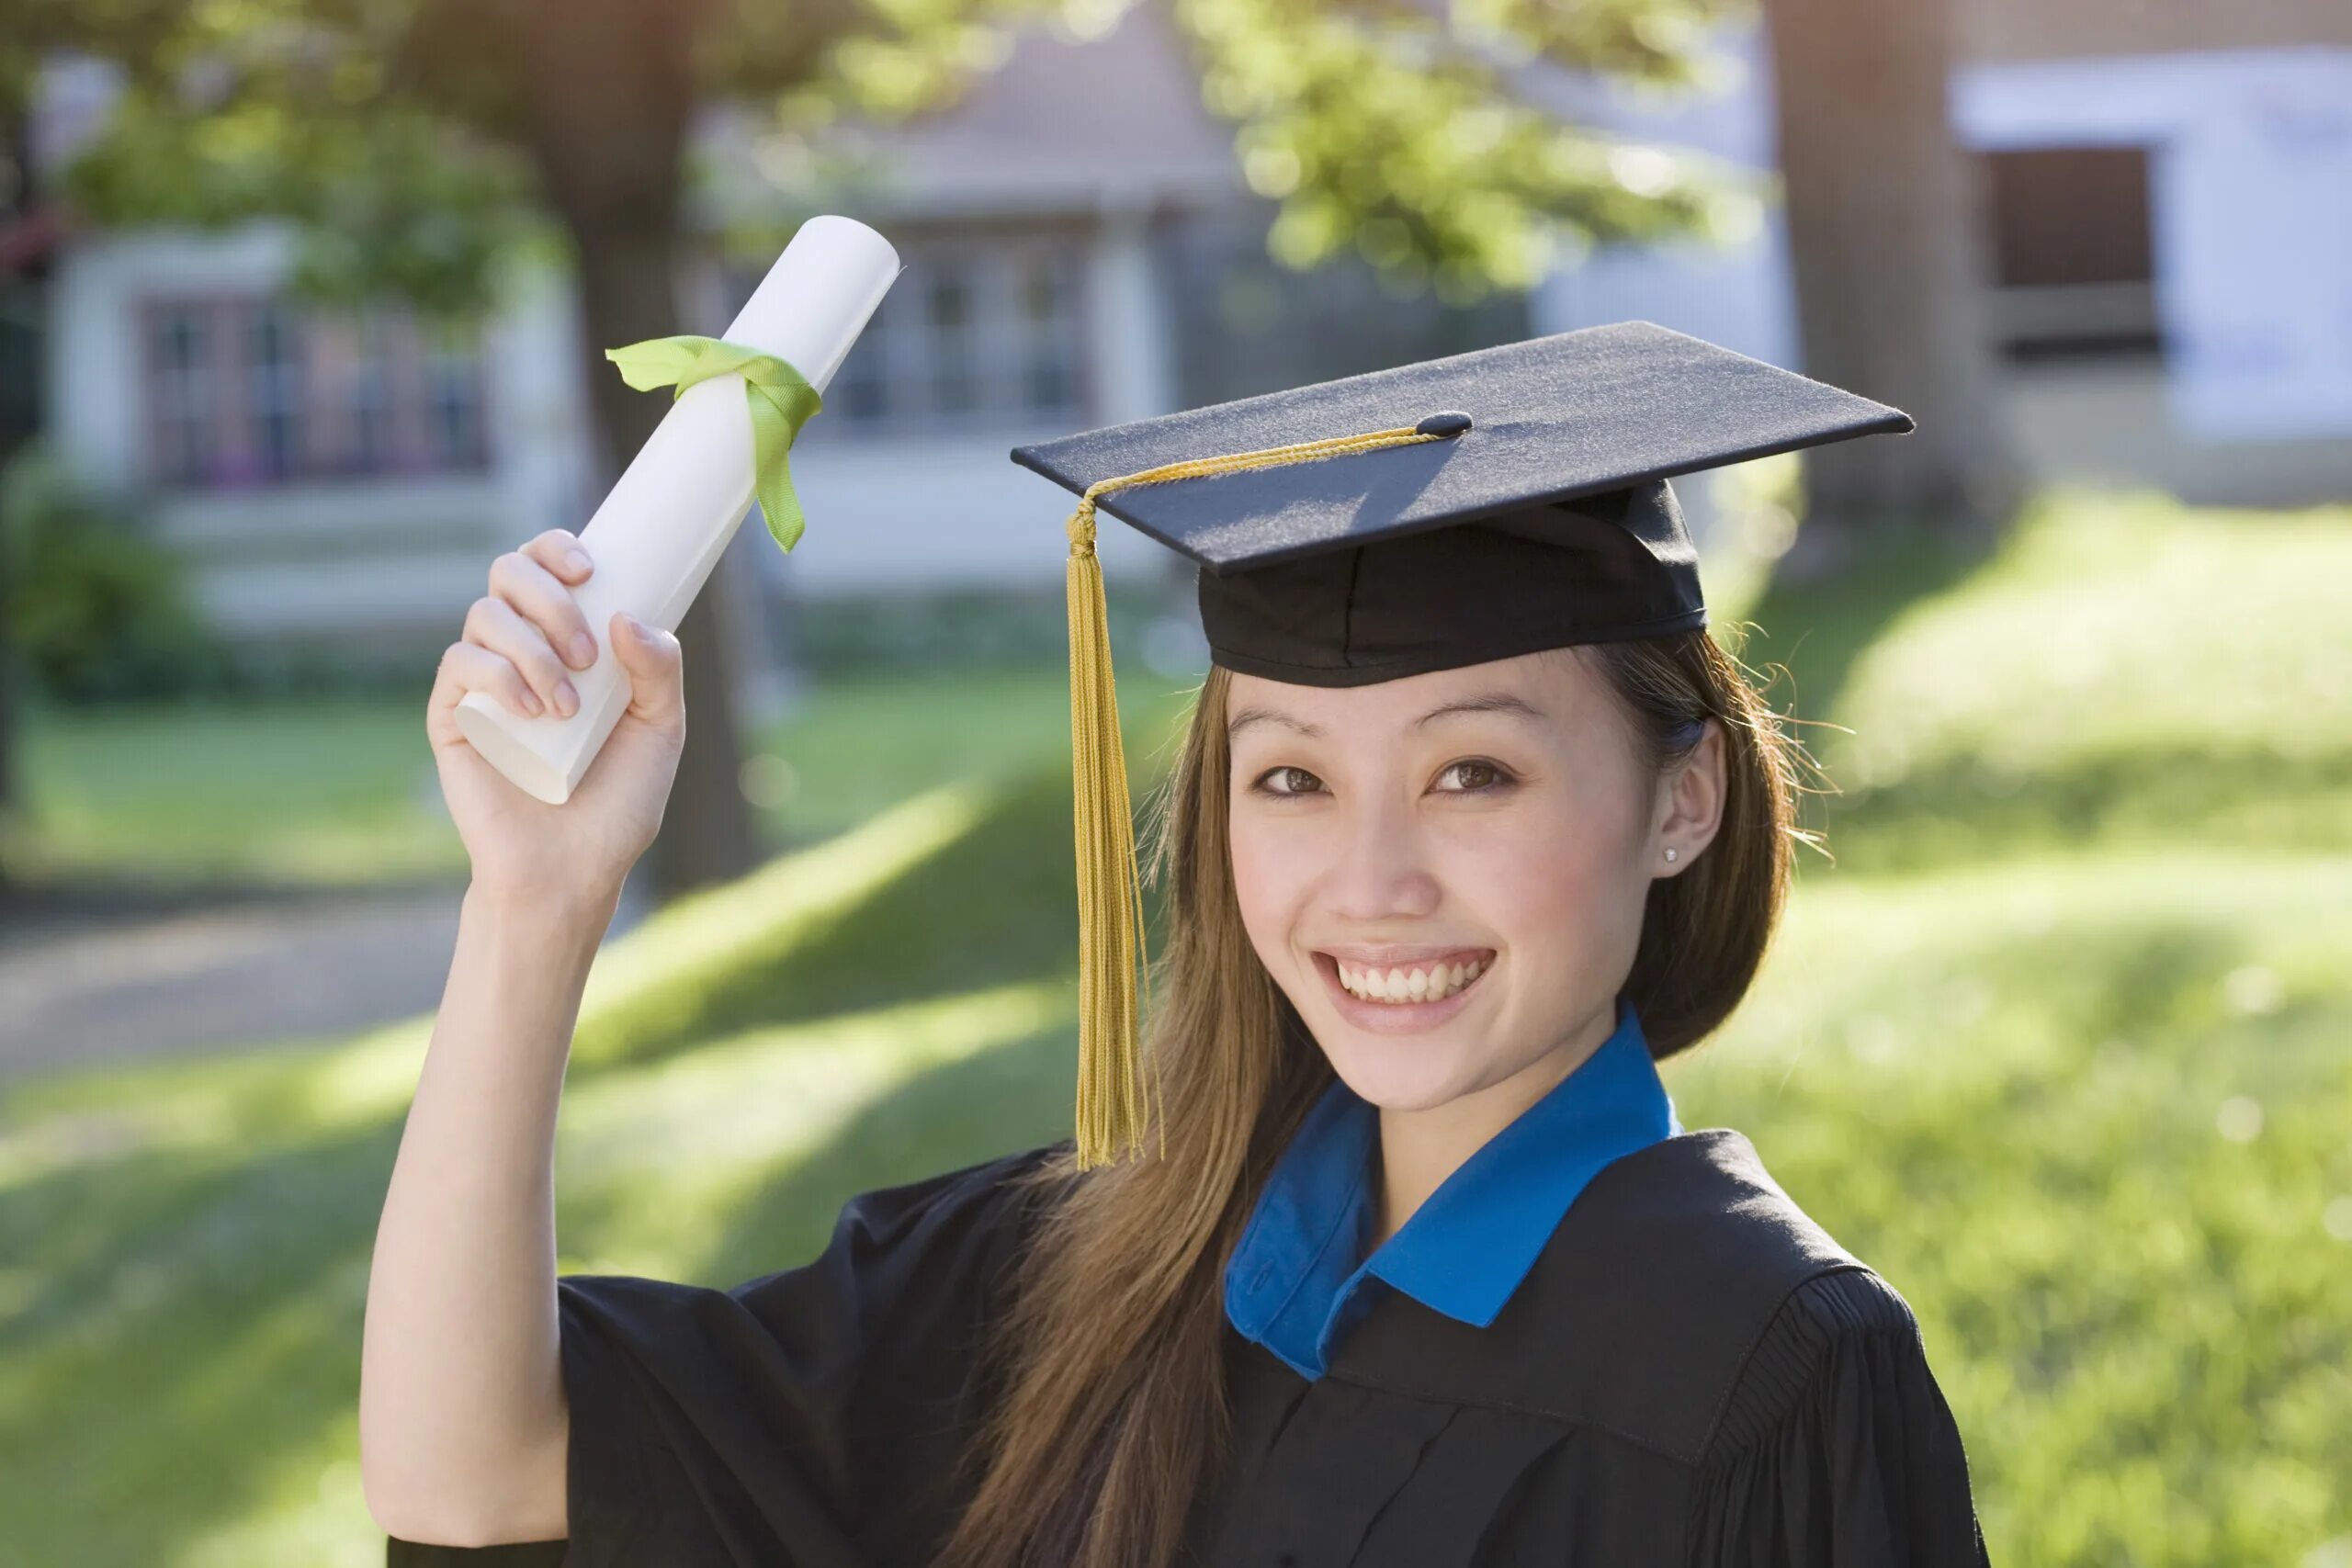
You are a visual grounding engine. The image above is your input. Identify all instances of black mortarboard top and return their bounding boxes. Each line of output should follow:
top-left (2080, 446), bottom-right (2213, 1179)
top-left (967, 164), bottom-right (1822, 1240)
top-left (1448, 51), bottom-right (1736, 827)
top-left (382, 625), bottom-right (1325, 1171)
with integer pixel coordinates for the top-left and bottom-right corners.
top-left (1010, 321), bottom-right (1914, 1169)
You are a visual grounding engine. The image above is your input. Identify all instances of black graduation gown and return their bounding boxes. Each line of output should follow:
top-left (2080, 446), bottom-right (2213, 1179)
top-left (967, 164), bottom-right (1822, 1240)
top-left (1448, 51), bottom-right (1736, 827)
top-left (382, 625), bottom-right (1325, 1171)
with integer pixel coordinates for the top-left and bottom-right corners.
top-left (385, 1129), bottom-right (1990, 1566)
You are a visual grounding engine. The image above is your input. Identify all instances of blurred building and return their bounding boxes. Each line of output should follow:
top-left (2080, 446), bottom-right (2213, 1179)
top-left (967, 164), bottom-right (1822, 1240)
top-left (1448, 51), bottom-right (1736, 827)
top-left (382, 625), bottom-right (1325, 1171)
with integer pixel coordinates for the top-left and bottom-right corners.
top-left (28, 13), bottom-right (1527, 666)
top-left (1540, 4), bottom-right (2352, 511)
top-left (25, 0), bottom-right (2352, 660)
top-left (1951, 13), bottom-right (2352, 505)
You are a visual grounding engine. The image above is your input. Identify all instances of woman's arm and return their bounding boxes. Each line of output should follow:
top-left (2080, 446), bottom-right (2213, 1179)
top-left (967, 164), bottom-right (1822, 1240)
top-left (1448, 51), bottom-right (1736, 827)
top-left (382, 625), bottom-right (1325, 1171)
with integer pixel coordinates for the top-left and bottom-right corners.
top-left (361, 527), bottom-right (687, 1545)
top-left (360, 881), bottom-right (610, 1544)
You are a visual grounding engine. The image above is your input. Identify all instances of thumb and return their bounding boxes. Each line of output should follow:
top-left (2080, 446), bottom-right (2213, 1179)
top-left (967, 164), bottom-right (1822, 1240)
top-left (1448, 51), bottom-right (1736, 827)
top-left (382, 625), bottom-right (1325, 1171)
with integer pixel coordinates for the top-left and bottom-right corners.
top-left (607, 611), bottom-right (685, 733)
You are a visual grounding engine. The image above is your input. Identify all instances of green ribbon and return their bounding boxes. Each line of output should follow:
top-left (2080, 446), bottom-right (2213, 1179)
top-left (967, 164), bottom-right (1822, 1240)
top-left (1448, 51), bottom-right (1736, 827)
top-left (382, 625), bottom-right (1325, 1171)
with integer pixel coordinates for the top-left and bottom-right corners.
top-left (604, 334), bottom-right (825, 552)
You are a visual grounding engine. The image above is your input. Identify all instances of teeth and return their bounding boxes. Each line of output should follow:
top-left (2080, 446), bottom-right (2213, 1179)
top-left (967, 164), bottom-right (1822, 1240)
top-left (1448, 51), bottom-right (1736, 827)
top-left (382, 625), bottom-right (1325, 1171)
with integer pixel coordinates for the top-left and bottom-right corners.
top-left (1335, 957), bottom-right (1486, 1004)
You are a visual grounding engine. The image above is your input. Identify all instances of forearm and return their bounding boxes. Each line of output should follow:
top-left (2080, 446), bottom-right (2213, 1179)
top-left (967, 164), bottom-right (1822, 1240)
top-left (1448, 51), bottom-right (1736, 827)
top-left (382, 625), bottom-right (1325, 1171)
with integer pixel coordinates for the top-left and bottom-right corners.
top-left (359, 878), bottom-right (616, 1539)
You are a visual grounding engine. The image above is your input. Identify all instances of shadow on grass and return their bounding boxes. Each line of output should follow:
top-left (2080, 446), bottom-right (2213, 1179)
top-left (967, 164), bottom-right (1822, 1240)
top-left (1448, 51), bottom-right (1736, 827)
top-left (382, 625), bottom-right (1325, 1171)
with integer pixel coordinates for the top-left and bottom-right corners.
top-left (0, 747), bottom-right (1155, 1561)
top-left (692, 1027), bottom-right (1077, 1289)
top-left (1735, 522), bottom-right (1997, 758)
top-left (1810, 744), bottom-right (2352, 875)
top-left (569, 757), bottom-right (1178, 1076)
top-left (0, 1117), bottom-right (401, 1564)
top-left (0, 1038), bottom-right (1084, 1560)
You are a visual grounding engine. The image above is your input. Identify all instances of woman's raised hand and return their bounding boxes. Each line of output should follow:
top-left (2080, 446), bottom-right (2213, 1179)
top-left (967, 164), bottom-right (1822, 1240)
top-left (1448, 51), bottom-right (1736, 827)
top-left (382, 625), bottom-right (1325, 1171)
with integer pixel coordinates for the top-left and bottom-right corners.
top-left (425, 527), bottom-right (687, 908)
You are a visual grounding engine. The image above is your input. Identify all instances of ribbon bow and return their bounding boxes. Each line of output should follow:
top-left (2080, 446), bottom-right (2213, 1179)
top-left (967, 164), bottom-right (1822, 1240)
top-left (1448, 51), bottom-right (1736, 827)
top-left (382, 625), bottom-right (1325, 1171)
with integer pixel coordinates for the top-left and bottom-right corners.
top-left (604, 335), bottom-right (824, 552)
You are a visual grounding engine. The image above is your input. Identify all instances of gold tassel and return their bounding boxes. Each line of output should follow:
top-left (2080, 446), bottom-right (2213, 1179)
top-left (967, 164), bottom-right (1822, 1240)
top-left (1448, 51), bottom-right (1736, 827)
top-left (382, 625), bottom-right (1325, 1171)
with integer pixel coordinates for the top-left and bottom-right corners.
top-left (1066, 495), bottom-right (1161, 1170)
top-left (1058, 423), bottom-right (1452, 1170)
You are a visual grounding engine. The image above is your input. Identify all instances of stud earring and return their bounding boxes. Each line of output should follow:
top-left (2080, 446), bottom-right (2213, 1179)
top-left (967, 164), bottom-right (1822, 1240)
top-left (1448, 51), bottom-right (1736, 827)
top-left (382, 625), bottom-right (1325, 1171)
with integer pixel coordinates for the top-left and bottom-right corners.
top-left (1663, 847), bottom-right (1679, 863)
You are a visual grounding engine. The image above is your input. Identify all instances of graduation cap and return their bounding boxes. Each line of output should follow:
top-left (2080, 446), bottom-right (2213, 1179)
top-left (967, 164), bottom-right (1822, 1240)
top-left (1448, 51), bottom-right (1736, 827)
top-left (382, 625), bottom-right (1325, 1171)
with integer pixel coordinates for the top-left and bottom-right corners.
top-left (1010, 320), bottom-right (1913, 1168)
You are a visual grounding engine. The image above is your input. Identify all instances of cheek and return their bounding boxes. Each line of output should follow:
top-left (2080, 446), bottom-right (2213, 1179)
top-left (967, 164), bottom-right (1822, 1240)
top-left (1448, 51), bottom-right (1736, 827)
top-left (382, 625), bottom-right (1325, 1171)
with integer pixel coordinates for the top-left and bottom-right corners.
top-left (1489, 784), bottom-right (1657, 975)
top-left (1227, 813), bottom-right (1309, 946)
top-left (1480, 815), bottom-right (1632, 939)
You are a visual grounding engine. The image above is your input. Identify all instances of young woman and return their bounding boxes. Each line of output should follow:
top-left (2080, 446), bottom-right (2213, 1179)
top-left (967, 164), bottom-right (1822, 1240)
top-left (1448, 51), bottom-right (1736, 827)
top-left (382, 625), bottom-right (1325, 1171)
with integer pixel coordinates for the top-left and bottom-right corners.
top-left (365, 325), bottom-right (1989, 1567)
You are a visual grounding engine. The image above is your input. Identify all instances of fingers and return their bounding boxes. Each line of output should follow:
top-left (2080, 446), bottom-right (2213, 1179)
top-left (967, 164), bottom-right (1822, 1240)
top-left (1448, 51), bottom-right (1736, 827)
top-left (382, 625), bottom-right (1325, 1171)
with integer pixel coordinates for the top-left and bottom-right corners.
top-left (523, 529), bottom-right (597, 591)
top-left (431, 639), bottom-right (547, 723)
top-left (606, 612), bottom-right (685, 735)
top-left (427, 529), bottom-right (610, 735)
top-left (491, 539), bottom-right (601, 673)
top-left (464, 593), bottom-right (582, 717)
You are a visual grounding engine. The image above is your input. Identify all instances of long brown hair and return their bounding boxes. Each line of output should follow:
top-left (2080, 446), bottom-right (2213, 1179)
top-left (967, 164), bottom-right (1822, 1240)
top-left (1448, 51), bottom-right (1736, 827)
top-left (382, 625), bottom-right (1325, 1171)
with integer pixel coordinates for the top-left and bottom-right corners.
top-left (936, 624), bottom-right (1814, 1568)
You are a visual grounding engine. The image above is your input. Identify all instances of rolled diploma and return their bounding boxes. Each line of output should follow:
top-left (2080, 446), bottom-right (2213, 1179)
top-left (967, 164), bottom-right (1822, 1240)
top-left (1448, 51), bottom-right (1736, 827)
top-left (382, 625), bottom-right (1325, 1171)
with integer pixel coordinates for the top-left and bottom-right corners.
top-left (454, 215), bottom-right (901, 805)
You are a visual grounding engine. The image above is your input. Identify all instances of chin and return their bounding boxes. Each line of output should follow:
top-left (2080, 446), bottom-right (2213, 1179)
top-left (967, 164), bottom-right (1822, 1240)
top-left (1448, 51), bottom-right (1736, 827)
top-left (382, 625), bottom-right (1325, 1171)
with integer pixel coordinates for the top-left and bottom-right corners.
top-left (1317, 1031), bottom-right (1482, 1112)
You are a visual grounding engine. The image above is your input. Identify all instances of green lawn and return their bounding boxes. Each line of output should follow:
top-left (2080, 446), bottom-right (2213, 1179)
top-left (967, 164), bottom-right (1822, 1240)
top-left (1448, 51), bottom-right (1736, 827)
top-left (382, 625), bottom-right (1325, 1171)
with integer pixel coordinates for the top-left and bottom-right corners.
top-left (0, 665), bottom-right (1198, 889)
top-left (1, 489), bottom-right (2347, 1565)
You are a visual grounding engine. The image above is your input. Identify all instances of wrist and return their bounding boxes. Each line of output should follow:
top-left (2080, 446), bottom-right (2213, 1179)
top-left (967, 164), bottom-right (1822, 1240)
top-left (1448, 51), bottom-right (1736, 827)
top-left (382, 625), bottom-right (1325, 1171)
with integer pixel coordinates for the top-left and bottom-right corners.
top-left (462, 876), bottom-right (623, 946)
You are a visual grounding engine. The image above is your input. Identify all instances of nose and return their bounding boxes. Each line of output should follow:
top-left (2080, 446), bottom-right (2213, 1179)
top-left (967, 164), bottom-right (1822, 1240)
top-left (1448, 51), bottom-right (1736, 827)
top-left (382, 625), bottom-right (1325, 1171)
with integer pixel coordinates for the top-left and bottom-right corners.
top-left (1318, 791), bottom-right (1442, 924)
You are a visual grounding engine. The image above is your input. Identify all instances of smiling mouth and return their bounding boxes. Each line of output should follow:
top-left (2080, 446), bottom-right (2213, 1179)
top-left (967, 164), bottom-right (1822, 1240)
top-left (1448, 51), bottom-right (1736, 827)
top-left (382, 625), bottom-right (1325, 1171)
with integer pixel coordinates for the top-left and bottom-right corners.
top-left (1315, 949), bottom-right (1496, 1005)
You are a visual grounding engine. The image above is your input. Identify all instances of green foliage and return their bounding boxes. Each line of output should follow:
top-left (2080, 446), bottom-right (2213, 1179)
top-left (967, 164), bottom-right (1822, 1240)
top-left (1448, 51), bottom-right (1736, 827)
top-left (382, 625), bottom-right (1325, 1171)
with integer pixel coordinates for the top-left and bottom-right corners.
top-left (0, 444), bottom-right (225, 704)
top-left (1179, 0), bottom-right (1761, 299)
top-left (41, 0), bottom-right (1752, 320)
top-left (58, 45), bottom-right (548, 320)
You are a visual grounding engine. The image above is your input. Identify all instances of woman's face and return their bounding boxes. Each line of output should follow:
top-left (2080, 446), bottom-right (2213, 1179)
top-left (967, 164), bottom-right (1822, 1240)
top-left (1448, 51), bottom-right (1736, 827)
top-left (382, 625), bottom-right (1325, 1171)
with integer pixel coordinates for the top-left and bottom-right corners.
top-left (1224, 646), bottom-right (1723, 1112)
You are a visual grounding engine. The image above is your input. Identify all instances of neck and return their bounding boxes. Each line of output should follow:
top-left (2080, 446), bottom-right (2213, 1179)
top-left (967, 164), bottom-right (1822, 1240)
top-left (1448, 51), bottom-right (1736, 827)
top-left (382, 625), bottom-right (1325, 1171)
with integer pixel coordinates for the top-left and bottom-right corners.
top-left (1367, 999), bottom-right (1622, 1253)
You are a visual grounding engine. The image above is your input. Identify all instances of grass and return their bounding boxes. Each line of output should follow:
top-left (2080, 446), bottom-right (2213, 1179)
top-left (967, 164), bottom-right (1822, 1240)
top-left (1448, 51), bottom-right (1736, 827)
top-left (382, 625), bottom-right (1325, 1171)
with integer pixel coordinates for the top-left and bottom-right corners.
top-left (1, 488), bottom-right (2348, 1564)
top-left (1770, 489), bottom-right (2352, 873)
top-left (0, 665), bottom-right (1198, 890)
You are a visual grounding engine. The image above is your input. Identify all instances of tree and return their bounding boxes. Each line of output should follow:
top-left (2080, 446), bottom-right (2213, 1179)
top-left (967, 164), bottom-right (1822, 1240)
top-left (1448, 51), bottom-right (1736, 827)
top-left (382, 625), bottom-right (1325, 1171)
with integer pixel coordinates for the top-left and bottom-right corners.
top-left (35, 0), bottom-right (1756, 898)
top-left (0, 111), bottom-right (41, 843)
top-left (1759, 0), bottom-right (2022, 554)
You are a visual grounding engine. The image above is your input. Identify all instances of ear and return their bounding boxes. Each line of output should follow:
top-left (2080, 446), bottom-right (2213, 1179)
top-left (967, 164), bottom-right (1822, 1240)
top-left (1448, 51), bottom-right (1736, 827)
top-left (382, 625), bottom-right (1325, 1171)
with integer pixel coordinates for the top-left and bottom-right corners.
top-left (1652, 719), bottom-right (1726, 878)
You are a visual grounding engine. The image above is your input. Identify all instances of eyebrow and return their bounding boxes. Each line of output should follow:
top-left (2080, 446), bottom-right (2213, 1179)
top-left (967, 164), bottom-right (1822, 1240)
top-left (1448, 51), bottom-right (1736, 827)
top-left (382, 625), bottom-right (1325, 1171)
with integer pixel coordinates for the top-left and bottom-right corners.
top-left (1226, 690), bottom-right (1548, 741)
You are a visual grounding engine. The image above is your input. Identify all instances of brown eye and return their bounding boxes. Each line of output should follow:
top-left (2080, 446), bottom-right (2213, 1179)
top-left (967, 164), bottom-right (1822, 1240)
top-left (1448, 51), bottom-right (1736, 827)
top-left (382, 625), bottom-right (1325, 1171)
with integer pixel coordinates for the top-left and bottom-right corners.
top-left (1437, 760), bottom-right (1515, 794)
top-left (1251, 765), bottom-right (1323, 798)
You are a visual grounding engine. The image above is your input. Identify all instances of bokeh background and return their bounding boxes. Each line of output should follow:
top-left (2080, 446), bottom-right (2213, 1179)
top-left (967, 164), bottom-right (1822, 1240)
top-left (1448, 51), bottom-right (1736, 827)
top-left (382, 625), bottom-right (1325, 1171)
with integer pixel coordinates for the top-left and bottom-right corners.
top-left (1, 0), bottom-right (2348, 1562)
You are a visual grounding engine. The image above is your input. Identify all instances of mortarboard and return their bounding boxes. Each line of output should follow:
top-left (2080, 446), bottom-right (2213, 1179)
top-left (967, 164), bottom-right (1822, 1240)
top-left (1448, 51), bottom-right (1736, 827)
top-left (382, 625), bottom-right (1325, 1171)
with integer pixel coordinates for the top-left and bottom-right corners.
top-left (1010, 320), bottom-right (1914, 1169)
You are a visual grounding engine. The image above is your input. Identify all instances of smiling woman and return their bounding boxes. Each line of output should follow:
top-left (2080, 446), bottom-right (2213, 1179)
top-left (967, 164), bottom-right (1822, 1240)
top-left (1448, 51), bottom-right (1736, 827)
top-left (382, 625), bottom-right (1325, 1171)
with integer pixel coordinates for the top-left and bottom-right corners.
top-left (374, 324), bottom-right (1986, 1568)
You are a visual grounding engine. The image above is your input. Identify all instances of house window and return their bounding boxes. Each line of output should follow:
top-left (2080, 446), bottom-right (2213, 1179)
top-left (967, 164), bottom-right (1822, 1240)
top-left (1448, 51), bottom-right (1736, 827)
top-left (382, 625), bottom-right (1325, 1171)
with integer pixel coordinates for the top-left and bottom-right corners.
top-left (348, 312), bottom-right (395, 471)
top-left (422, 325), bottom-right (491, 468)
top-left (246, 302), bottom-right (305, 480)
top-left (1980, 146), bottom-right (2163, 364)
top-left (137, 294), bottom-right (494, 488)
top-left (151, 305), bottom-right (215, 485)
top-left (729, 237), bottom-right (1090, 436)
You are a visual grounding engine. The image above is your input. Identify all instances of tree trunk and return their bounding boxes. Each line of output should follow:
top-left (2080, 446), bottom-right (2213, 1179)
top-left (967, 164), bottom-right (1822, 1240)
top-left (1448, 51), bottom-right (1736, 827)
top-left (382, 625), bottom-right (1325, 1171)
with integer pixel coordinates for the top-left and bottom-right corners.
top-left (0, 107), bottom-right (46, 860)
top-left (504, 0), bottom-right (762, 901)
top-left (560, 217), bottom-right (763, 898)
top-left (1761, 0), bottom-right (2022, 557)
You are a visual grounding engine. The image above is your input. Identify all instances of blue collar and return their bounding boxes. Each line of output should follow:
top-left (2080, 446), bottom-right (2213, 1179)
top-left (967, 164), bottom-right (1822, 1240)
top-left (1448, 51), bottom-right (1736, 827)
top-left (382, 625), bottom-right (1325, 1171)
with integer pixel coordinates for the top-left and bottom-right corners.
top-left (1224, 995), bottom-right (1679, 1381)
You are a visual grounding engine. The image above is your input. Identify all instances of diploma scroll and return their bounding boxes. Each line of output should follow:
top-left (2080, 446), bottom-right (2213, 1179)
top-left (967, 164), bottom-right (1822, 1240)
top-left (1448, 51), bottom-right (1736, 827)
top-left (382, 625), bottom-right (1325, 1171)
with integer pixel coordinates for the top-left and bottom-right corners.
top-left (454, 215), bottom-right (901, 804)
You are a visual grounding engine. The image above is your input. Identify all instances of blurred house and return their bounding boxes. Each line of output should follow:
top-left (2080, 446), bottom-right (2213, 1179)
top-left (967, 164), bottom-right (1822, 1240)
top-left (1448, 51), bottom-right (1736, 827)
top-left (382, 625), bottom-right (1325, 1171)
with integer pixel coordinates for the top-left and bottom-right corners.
top-left (28, 12), bottom-right (1527, 670)
top-left (1950, 13), bottom-right (2352, 505)
top-left (26, 0), bottom-right (2352, 662)
top-left (1542, 3), bottom-right (2352, 510)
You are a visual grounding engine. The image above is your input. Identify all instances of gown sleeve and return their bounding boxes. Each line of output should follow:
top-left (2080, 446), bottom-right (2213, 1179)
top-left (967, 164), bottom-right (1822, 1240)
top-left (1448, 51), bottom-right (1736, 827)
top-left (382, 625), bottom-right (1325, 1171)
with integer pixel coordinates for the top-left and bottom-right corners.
top-left (383, 1140), bottom-right (1069, 1567)
top-left (1684, 1267), bottom-right (1991, 1567)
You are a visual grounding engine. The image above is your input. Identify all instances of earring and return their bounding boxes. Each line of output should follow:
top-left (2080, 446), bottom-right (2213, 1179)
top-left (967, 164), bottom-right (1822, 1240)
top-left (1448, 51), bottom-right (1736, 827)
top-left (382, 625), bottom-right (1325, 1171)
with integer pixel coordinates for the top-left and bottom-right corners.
top-left (1663, 847), bottom-right (1679, 863)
